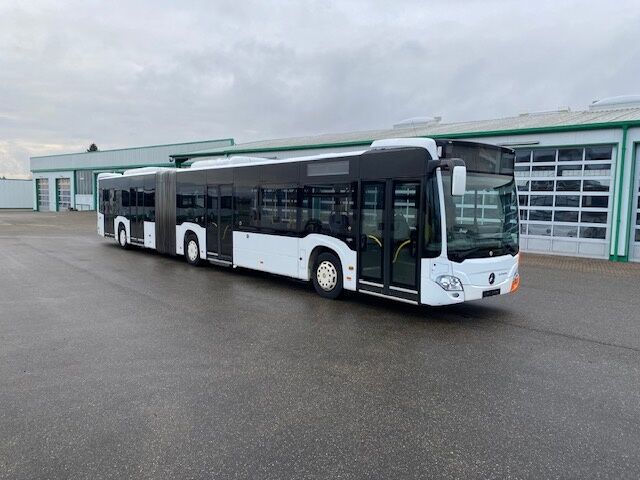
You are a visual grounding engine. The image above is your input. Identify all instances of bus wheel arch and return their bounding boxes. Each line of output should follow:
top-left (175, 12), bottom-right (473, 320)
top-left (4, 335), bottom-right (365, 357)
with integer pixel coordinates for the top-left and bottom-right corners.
top-left (308, 246), bottom-right (333, 278)
top-left (184, 231), bottom-right (201, 266)
top-left (310, 247), bottom-right (343, 299)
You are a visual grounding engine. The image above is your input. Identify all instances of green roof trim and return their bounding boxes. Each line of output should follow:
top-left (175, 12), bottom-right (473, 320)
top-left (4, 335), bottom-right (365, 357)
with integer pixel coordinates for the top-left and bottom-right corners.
top-left (31, 162), bottom-right (177, 173)
top-left (30, 138), bottom-right (234, 159)
top-left (432, 121), bottom-right (640, 139)
top-left (171, 120), bottom-right (640, 161)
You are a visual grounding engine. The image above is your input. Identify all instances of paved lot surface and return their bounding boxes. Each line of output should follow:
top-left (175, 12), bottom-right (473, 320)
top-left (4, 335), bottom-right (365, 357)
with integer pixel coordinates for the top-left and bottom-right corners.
top-left (1, 210), bottom-right (640, 479)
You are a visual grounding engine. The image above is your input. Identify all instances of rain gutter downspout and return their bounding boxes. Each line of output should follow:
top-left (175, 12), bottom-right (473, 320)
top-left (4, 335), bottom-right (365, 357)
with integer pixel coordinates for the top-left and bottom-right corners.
top-left (611, 124), bottom-right (629, 261)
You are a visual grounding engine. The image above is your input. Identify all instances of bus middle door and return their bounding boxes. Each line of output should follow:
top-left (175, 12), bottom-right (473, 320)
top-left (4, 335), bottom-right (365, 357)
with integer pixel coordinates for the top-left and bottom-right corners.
top-left (206, 184), bottom-right (233, 262)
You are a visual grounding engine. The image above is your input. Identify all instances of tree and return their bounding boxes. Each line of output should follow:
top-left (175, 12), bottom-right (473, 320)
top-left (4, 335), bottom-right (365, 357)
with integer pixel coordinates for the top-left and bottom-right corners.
top-left (87, 143), bottom-right (98, 152)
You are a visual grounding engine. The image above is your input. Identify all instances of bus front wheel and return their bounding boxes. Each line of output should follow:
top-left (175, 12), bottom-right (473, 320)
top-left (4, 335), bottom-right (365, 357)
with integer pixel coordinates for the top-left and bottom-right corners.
top-left (184, 233), bottom-right (201, 266)
top-left (312, 252), bottom-right (343, 299)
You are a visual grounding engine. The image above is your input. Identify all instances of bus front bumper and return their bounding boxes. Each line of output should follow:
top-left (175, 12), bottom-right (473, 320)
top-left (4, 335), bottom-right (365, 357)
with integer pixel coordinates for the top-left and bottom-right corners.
top-left (420, 255), bottom-right (520, 306)
top-left (421, 274), bottom-right (519, 306)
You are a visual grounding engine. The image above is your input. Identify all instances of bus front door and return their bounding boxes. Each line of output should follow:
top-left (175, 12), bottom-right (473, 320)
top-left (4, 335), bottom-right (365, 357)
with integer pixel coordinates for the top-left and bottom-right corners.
top-left (206, 184), bottom-right (233, 262)
top-left (358, 180), bottom-right (421, 303)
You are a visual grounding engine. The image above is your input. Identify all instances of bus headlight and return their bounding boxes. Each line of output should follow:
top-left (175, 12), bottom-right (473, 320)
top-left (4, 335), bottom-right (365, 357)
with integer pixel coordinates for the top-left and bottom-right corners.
top-left (436, 275), bottom-right (463, 291)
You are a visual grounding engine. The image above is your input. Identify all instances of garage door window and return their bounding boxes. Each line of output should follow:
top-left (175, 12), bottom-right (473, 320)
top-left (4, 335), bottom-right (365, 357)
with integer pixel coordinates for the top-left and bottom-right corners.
top-left (37, 179), bottom-right (49, 211)
top-left (56, 178), bottom-right (71, 211)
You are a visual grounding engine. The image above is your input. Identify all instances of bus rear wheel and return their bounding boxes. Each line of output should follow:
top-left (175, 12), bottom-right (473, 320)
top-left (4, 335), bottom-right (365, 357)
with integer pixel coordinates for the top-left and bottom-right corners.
top-left (117, 224), bottom-right (128, 249)
top-left (312, 252), bottom-right (343, 299)
top-left (185, 233), bottom-right (201, 266)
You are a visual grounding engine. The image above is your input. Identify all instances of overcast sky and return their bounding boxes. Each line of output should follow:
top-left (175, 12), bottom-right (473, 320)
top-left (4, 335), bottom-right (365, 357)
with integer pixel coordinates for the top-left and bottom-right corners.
top-left (1, 0), bottom-right (639, 177)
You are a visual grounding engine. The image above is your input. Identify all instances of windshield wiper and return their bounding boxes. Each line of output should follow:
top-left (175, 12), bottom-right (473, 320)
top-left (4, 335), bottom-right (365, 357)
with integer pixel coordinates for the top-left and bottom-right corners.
top-left (452, 242), bottom-right (517, 262)
top-left (451, 246), bottom-right (486, 262)
top-left (504, 243), bottom-right (518, 255)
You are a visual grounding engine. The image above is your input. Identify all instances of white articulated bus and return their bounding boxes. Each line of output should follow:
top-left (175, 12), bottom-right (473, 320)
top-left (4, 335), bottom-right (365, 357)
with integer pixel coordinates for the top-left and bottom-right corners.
top-left (97, 138), bottom-right (520, 306)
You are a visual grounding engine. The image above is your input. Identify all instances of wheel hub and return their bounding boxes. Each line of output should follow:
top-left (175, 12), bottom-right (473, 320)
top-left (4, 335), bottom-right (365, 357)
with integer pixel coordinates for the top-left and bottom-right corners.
top-left (187, 240), bottom-right (199, 261)
top-left (316, 261), bottom-right (337, 291)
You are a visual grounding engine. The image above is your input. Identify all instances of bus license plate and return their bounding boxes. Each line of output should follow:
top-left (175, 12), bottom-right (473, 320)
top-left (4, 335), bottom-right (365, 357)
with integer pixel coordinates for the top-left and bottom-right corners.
top-left (482, 288), bottom-right (501, 298)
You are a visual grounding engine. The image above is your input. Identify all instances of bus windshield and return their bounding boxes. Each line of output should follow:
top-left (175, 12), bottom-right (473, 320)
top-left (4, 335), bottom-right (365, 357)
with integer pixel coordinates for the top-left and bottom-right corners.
top-left (442, 171), bottom-right (519, 263)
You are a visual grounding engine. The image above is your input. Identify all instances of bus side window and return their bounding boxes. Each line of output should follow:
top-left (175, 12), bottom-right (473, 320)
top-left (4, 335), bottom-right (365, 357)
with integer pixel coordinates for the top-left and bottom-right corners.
top-left (259, 186), bottom-right (298, 233)
top-left (145, 185), bottom-right (155, 222)
top-left (235, 186), bottom-right (259, 230)
top-left (137, 188), bottom-right (144, 219)
top-left (114, 189), bottom-right (121, 216)
top-left (279, 187), bottom-right (298, 233)
top-left (130, 187), bottom-right (137, 213)
top-left (122, 188), bottom-right (130, 209)
top-left (300, 183), bottom-right (355, 241)
top-left (177, 186), bottom-right (205, 226)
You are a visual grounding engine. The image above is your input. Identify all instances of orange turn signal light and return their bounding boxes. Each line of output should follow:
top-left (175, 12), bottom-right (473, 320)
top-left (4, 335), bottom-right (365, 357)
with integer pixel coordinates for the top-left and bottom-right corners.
top-left (510, 274), bottom-right (520, 293)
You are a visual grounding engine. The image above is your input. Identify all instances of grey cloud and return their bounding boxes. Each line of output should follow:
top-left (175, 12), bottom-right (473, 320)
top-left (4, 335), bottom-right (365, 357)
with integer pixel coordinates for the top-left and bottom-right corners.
top-left (1, 0), bottom-right (639, 175)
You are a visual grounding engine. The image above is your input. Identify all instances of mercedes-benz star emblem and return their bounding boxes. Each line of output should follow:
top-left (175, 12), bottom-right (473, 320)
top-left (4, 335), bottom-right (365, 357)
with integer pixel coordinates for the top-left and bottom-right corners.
top-left (489, 273), bottom-right (495, 285)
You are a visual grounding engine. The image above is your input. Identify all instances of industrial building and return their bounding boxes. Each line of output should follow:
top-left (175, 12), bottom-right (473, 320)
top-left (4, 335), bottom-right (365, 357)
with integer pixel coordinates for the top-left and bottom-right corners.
top-left (29, 138), bottom-right (234, 212)
top-left (30, 96), bottom-right (640, 261)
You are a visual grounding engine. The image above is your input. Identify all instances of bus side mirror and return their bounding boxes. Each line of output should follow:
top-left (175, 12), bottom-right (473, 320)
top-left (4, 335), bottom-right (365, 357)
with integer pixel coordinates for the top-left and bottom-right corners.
top-left (451, 165), bottom-right (467, 196)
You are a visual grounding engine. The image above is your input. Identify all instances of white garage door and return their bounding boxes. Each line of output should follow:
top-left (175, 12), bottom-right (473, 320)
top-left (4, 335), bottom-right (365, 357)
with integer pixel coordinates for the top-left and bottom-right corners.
top-left (515, 145), bottom-right (615, 258)
top-left (56, 178), bottom-right (71, 211)
top-left (36, 178), bottom-right (50, 211)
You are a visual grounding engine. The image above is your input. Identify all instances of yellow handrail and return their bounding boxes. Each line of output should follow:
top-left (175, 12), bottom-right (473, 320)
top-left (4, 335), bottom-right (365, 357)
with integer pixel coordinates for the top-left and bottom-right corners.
top-left (367, 234), bottom-right (382, 247)
top-left (393, 240), bottom-right (411, 263)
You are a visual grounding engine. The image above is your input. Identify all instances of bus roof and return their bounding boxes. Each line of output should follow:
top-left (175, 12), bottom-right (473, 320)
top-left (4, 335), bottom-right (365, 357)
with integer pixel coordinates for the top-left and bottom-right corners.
top-left (187, 138), bottom-right (439, 172)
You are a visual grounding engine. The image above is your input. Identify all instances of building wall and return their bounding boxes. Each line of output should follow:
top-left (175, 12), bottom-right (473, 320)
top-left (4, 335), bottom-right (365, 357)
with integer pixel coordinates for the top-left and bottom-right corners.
top-left (75, 194), bottom-right (93, 211)
top-left (0, 179), bottom-right (33, 208)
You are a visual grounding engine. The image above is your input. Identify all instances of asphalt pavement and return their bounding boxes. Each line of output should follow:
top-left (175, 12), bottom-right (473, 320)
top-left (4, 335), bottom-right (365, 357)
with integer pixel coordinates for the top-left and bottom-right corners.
top-left (1, 210), bottom-right (640, 479)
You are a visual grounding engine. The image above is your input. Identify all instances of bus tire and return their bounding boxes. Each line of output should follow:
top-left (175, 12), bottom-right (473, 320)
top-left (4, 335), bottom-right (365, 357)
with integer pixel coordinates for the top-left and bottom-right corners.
top-left (117, 224), bottom-right (128, 249)
top-left (184, 233), bottom-right (201, 266)
top-left (312, 252), bottom-right (343, 299)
